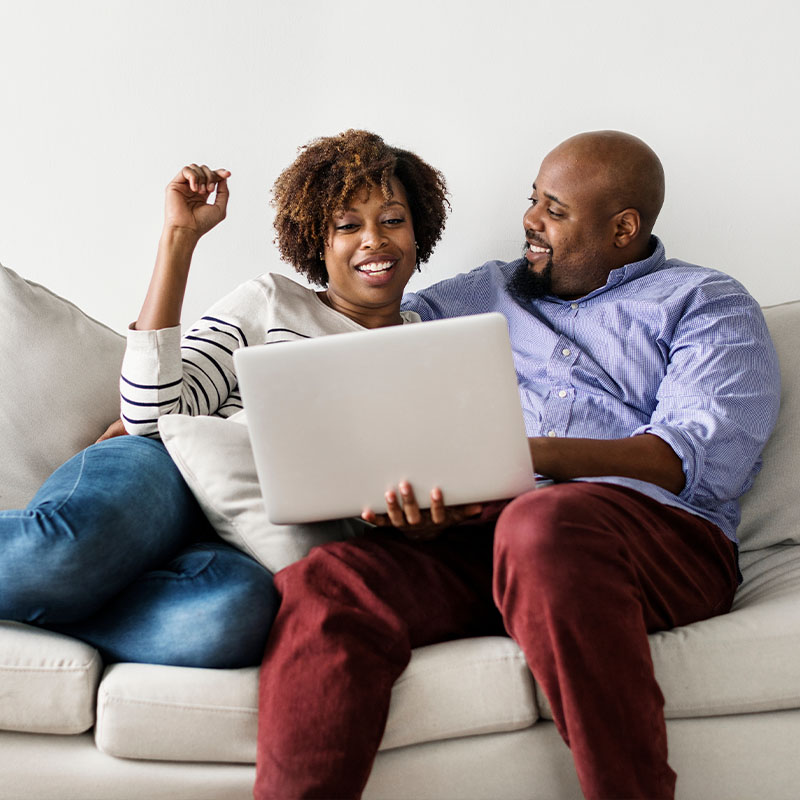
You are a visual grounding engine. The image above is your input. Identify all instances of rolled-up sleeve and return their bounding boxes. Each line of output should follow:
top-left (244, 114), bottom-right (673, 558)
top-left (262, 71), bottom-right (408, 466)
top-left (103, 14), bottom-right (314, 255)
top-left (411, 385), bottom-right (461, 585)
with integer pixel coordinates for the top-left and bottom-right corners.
top-left (632, 293), bottom-right (780, 506)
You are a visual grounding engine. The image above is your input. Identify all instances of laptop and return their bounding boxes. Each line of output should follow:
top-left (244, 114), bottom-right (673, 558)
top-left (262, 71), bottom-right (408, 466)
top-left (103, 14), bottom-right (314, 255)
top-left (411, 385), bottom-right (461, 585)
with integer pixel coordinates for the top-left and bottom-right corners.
top-left (233, 312), bottom-right (536, 524)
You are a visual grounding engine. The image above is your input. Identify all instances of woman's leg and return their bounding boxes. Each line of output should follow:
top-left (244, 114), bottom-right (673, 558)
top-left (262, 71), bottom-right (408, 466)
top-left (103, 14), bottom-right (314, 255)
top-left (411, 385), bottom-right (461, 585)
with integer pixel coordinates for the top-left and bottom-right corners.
top-left (0, 436), bottom-right (204, 624)
top-left (56, 541), bottom-right (279, 668)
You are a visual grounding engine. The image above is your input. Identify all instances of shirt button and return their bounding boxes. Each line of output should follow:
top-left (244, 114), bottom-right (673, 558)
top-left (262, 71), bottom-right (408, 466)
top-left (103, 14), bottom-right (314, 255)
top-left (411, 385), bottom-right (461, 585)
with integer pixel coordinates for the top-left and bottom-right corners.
top-left (547, 430), bottom-right (557, 437)
top-left (571, 303), bottom-right (579, 310)
top-left (558, 390), bottom-right (568, 398)
top-left (561, 348), bottom-right (571, 357)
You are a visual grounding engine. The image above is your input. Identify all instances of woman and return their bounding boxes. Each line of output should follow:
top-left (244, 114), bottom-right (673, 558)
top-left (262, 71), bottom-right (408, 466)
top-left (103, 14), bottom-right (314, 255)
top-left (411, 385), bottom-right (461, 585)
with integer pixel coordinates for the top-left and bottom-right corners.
top-left (0, 130), bottom-right (449, 667)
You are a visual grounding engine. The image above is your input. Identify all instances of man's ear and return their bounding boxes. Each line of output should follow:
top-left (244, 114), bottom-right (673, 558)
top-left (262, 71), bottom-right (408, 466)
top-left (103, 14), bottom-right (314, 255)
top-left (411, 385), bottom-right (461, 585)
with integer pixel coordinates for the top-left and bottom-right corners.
top-left (612, 208), bottom-right (641, 248)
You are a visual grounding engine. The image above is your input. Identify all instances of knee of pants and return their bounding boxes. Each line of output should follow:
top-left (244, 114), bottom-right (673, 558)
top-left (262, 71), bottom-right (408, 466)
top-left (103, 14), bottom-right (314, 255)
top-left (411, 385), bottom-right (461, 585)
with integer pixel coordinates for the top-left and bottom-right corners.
top-left (151, 543), bottom-right (279, 667)
top-left (276, 540), bottom-right (354, 594)
top-left (0, 437), bottom-right (203, 624)
top-left (494, 483), bottom-right (619, 590)
top-left (274, 538), bottom-right (389, 611)
top-left (65, 542), bottom-right (279, 668)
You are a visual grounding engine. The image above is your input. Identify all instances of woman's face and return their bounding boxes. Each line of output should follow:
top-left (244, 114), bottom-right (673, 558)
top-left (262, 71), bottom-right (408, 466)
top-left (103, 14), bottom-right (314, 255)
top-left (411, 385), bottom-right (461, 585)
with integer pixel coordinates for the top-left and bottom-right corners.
top-left (322, 178), bottom-right (416, 320)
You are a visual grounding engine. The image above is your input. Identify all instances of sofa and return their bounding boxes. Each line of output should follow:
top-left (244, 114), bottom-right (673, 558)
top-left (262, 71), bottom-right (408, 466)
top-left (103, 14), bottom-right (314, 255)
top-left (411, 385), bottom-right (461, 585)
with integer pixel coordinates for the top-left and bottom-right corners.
top-left (2, 260), bottom-right (800, 800)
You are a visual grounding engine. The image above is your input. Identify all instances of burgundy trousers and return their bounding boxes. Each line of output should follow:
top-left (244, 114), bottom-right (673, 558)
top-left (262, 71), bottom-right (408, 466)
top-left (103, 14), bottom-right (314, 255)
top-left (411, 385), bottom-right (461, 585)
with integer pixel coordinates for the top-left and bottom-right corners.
top-left (254, 483), bottom-right (739, 800)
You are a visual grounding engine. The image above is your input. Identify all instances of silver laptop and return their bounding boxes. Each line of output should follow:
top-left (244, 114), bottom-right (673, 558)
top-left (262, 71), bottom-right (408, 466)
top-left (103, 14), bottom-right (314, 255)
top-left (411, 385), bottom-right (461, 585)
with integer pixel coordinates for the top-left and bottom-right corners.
top-left (233, 312), bottom-right (536, 524)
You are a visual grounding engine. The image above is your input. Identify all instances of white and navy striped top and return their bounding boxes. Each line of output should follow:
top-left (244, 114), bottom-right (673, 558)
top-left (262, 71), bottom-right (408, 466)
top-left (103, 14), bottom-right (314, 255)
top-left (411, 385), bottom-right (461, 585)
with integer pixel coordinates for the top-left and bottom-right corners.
top-left (401, 237), bottom-right (781, 544)
top-left (120, 272), bottom-right (419, 438)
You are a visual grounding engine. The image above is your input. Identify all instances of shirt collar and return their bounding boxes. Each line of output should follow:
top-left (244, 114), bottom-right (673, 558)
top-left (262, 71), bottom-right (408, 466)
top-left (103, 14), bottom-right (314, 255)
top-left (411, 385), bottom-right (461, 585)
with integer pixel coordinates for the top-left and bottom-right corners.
top-left (541, 235), bottom-right (666, 305)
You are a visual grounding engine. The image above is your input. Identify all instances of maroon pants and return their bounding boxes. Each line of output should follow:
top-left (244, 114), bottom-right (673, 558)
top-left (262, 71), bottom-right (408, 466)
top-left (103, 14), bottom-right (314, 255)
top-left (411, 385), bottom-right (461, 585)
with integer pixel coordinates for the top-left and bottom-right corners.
top-left (254, 483), bottom-right (739, 800)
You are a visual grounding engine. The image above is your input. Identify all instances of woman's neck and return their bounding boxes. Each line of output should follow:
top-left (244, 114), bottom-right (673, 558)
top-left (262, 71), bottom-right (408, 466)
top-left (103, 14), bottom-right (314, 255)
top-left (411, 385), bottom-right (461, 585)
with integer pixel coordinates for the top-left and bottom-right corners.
top-left (317, 291), bottom-right (404, 329)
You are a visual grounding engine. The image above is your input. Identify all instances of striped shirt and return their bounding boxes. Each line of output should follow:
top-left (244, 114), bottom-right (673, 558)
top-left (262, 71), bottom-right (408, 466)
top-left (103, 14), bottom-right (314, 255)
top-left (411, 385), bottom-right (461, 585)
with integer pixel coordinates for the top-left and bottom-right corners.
top-left (120, 272), bottom-right (419, 438)
top-left (401, 237), bottom-right (780, 543)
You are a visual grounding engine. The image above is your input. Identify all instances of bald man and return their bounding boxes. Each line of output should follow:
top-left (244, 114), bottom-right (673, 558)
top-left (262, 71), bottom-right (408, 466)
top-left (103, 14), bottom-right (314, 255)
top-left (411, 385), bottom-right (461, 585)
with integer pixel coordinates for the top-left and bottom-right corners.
top-left (255, 132), bottom-right (780, 800)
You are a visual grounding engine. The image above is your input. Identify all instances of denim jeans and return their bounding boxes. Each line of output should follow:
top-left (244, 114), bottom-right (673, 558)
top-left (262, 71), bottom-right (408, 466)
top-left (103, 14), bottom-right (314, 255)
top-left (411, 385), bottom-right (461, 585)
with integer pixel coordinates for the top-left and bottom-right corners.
top-left (0, 436), bottom-right (278, 667)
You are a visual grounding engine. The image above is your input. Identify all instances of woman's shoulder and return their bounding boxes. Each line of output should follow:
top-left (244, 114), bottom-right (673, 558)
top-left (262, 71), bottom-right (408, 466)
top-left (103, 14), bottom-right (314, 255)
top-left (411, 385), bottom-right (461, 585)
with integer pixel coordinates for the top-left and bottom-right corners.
top-left (241, 271), bottom-right (314, 301)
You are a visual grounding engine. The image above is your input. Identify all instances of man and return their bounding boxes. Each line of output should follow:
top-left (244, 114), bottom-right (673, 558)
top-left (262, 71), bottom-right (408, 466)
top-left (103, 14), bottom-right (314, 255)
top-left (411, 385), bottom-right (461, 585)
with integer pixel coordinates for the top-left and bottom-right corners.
top-left (254, 131), bottom-right (780, 799)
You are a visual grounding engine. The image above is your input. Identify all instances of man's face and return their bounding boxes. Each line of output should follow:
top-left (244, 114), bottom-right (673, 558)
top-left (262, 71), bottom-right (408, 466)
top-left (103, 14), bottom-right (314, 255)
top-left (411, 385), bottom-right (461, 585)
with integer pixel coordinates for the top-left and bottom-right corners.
top-left (515, 148), bottom-right (619, 301)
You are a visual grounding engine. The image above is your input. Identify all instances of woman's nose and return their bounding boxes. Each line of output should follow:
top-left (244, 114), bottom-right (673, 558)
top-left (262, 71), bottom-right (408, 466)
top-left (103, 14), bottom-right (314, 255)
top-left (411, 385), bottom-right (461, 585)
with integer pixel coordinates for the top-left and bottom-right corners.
top-left (360, 222), bottom-right (387, 249)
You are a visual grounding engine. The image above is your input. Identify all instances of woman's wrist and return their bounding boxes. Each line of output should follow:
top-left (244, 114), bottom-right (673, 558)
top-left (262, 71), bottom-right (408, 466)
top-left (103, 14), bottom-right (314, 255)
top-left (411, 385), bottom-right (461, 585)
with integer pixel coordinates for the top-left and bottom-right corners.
top-left (159, 225), bottom-right (200, 255)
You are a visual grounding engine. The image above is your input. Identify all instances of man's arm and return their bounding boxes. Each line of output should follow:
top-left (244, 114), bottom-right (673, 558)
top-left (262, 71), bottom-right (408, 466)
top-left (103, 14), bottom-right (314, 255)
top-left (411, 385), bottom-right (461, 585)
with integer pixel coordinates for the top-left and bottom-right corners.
top-left (530, 433), bottom-right (685, 495)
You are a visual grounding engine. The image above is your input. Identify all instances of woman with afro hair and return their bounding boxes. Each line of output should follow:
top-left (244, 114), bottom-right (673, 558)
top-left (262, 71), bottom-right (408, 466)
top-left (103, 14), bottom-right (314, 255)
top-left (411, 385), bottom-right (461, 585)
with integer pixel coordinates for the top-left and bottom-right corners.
top-left (1, 130), bottom-right (450, 670)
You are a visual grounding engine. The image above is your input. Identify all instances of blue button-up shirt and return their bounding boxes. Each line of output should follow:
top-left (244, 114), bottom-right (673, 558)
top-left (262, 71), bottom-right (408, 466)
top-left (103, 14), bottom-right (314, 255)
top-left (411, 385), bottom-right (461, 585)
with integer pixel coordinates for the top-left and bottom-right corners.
top-left (401, 237), bottom-right (780, 544)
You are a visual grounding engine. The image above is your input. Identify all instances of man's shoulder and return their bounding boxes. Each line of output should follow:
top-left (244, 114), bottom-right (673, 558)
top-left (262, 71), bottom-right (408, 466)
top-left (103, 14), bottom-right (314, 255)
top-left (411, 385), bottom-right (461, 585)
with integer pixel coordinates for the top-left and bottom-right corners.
top-left (647, 255), bottom-right (757, 308)
top-left (403, 259), bottom-right (521, 319)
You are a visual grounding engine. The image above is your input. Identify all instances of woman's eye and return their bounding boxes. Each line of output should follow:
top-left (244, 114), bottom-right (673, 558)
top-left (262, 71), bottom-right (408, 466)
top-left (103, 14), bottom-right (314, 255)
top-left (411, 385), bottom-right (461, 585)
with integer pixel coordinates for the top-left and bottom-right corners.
top-left (384, 217), bottom-right (405, 225)
top-left (335, 223), bottom-right (358, 231)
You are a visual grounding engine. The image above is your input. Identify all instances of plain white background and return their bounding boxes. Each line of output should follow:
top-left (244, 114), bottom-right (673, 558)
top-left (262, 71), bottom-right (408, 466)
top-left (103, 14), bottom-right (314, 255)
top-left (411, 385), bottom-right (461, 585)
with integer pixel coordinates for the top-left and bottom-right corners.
top-left (1, 0), bottom-right (798, 333)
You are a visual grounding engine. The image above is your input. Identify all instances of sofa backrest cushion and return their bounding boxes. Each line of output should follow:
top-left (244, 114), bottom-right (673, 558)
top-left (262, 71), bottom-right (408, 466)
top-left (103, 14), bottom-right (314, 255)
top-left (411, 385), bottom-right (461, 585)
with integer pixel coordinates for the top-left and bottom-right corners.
top-left (0, 264), bottom-right (125, 510)
top-left (738, 300), bottom-right (800, 551)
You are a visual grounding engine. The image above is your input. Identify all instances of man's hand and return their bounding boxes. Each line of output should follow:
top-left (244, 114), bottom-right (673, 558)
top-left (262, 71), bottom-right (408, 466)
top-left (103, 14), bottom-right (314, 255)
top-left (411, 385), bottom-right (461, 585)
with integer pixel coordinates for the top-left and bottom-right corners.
top-left (95, 418), bottom-right (128, 443)
top-left (362, 482), bottom-right (484, 541)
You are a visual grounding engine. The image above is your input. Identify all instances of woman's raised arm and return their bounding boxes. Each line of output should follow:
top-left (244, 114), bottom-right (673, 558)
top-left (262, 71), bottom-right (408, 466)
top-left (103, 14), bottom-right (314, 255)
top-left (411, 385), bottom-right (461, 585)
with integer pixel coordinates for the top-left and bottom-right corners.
top-left (135, 164), bottom-right (230, 331)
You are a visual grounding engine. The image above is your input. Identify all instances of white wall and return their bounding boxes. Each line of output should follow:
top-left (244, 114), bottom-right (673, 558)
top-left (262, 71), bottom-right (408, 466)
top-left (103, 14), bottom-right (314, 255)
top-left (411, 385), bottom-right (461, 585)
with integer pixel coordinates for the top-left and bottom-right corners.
top-left (1, 0), bottom-right (798, 333)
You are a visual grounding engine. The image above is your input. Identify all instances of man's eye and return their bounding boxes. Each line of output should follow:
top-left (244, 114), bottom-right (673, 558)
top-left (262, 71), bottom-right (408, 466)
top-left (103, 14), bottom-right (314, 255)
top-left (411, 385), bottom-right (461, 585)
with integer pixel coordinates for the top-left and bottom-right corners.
top-left (527, 196), bottom-right (537, 206)
top-left (548, 209), bottom-right (563, 218)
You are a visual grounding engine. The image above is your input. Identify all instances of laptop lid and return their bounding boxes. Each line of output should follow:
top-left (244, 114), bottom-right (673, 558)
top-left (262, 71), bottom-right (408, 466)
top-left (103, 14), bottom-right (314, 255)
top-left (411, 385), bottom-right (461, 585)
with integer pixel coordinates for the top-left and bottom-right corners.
top-left (233, 312), bottom-right (536, 524)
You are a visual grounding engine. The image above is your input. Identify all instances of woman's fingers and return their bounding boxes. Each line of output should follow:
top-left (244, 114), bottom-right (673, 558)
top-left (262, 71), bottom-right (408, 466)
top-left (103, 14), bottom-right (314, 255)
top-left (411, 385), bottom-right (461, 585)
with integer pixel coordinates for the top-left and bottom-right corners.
top-left (384, 489), bottom-right (406, 527)
top-left (176, 164), bottom-right (231, 195)
top-left (429, 486), bottom-right (446, 525)
top-left (398, 481), bottom-right (422, 525)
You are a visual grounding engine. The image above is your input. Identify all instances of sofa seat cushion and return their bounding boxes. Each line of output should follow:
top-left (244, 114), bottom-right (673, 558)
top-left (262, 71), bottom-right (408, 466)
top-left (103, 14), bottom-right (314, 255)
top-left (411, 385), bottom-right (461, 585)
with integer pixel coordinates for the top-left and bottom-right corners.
top-left (95, 636), bottom-right (537, 763)
top-left (536, 543), bottom-right (800, 720)
top-left (0, 622), bottom-right (102, 734)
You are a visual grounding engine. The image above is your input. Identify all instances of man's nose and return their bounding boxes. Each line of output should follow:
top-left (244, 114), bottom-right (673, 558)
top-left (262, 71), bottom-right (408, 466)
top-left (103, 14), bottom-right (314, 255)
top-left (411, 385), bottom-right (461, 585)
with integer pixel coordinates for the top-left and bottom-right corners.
top-left (523, 204), bottom-right (545, 233)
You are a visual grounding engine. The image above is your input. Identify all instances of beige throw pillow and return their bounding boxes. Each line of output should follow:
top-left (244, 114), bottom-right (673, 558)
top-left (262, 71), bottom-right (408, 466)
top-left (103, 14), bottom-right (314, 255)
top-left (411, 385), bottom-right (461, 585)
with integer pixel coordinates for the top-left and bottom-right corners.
top-left (157, 413), bottom-right (359, 572)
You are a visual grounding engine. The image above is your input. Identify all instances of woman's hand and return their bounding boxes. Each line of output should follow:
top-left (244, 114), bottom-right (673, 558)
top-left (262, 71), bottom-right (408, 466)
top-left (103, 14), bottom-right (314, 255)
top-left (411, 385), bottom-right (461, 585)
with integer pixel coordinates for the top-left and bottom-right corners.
top-left (95, 418), bottom-right (128, 443)
top-left (362, 481), bottom-right (484, 541)
top-left (163, 164), bottom-right (231, 241)
top-left (135, 164), bottom-right (230, 331)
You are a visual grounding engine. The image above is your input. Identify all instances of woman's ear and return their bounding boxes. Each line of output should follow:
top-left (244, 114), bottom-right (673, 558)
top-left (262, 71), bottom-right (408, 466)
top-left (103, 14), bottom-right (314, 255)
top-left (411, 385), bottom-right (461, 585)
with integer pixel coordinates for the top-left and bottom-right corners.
top-left (613, 208), bottom-right (641, 248)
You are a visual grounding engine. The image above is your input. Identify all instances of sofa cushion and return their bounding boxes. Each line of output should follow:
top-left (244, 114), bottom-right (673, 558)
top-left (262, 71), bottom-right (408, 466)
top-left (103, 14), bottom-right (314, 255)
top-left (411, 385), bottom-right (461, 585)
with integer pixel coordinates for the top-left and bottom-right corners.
top-left (0, 621), bottom-right (102, 734)
top-left (738, 300), bottom-right (800, 550)
top-left (0, 263), bottom-right (124, 510)
top-left (157, 413), bottom-right (357, 572)
top-left (95, 636), bottom-right (537, 763)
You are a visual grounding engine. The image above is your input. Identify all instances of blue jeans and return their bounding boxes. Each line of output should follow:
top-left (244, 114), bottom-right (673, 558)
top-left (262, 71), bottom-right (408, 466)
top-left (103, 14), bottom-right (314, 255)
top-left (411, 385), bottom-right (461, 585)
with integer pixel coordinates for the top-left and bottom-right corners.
top-left (0, 436), bottom-right (278, 668)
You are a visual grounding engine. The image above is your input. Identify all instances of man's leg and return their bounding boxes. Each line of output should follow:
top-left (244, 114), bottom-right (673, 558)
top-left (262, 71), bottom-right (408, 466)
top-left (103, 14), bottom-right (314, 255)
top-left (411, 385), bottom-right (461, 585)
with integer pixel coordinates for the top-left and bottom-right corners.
top-left (255, 527), bottom-right (499, 800)
top-left (493, 482), bottom-right (738, 800)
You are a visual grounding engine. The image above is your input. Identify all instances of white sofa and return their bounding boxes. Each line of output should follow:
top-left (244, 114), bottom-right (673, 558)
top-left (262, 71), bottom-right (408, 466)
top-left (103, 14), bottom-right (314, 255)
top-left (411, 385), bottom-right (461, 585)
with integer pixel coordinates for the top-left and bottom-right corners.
top-left (2, 262), bottom-right (800, 800)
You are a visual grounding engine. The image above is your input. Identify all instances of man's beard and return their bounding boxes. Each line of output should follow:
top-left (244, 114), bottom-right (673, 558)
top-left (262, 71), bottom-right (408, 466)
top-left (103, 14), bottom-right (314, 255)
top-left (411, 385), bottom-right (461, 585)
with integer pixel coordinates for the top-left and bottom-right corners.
top-left (506, 255), bottom-right (553, 303)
